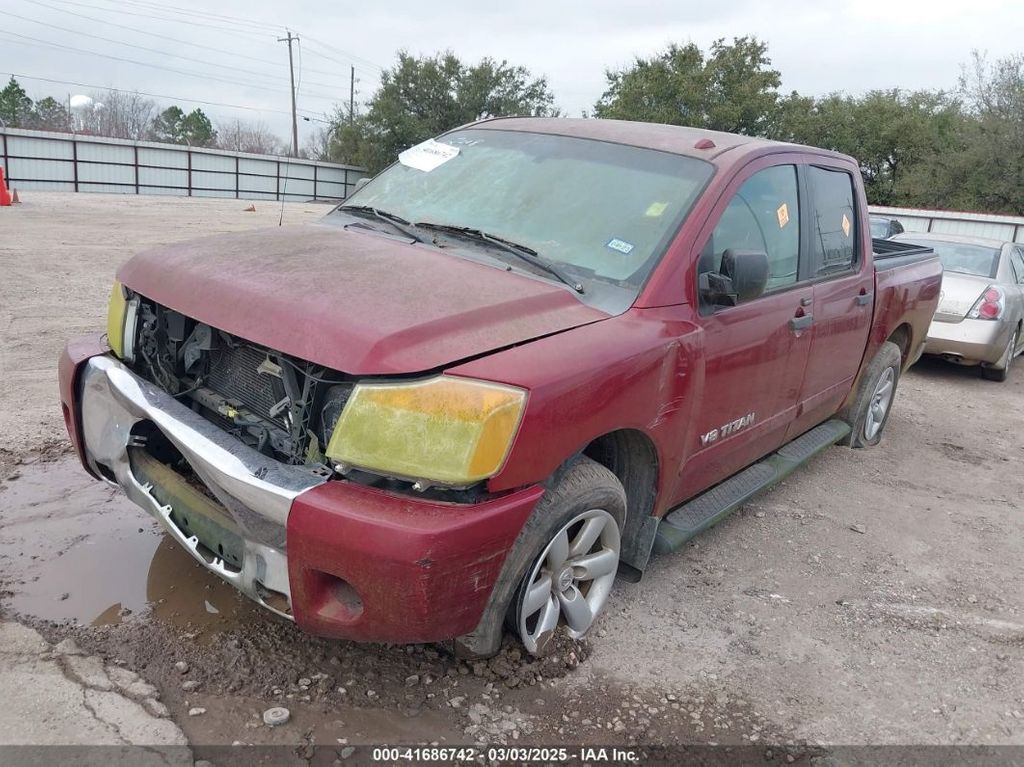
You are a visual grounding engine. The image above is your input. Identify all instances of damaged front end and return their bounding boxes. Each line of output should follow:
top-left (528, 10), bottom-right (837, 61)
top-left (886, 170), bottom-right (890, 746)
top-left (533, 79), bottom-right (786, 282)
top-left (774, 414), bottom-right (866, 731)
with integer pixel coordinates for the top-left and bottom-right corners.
top-left (130, 291), bottom-right (350, 472)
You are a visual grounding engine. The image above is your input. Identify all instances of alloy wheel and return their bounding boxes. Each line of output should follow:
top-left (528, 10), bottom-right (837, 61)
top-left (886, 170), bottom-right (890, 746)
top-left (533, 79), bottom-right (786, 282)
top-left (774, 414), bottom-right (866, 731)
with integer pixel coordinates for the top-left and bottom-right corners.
top-left (518, 508), bottom-right (620, 656)
top-left (864, 367), bottom-right (895, 441)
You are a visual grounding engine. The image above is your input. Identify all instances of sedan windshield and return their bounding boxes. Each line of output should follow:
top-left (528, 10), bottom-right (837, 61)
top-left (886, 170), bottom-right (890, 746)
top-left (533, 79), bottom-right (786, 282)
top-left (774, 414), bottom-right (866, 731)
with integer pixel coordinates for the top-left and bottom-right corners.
top-left (332, 129), bottom-right (714, 309)
top-left (870, 218), bottom-right (891, 238)
top-left (925, 240), bottom-right (1000, 278)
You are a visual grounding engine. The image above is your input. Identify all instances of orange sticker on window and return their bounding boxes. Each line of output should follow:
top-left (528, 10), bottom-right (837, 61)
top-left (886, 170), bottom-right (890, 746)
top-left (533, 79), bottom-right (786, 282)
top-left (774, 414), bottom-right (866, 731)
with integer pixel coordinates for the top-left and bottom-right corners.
top-left (777, 203), bottom-right (789, 228)
top-left (842, 214), bottom-right (851, 237)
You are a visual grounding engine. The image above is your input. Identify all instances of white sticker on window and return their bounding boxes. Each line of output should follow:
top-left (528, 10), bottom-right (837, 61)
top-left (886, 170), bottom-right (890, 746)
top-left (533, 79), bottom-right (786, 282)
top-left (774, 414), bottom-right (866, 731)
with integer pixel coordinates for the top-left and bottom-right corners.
top-left (398, 139), bottom-right (460, 172)
top-left (606, 238), bottom-right (635, 255)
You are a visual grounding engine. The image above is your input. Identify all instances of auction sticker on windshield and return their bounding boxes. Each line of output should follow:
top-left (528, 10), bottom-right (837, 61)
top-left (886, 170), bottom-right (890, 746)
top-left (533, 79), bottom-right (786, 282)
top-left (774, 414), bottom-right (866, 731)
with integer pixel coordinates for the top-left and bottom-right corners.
top-left (399, 139), bottom-right (460, 172)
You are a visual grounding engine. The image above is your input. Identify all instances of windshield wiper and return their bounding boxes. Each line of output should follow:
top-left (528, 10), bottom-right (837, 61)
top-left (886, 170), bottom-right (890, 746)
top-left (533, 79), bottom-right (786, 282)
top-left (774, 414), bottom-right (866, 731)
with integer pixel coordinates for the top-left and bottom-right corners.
top-left (415, 223), bottom-right (585, 294)
top-left (338, 205), bottom-right (430, 244)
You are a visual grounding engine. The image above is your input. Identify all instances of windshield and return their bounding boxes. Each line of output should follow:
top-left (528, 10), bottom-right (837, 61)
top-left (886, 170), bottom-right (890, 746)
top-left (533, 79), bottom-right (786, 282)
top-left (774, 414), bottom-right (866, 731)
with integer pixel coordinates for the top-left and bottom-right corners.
top-left (924, 240), bottom-right (1000, 278)
top-left (333, 129), bottom-right (714, 308)
top-left (870, 218), bottom-right (890, 238)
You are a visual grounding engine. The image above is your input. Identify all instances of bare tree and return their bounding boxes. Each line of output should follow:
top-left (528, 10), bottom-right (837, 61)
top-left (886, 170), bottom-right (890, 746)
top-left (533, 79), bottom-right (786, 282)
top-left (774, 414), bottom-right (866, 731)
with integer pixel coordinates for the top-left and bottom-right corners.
top-left (216, 119), bottom-right (285, 155)
top-left (82, 89), bottom-right (157, 140)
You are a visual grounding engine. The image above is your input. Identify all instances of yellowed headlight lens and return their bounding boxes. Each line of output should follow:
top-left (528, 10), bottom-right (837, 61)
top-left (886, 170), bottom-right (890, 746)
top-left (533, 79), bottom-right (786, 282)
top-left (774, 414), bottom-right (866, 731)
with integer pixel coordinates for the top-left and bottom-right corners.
top-left (106, 281), bottom-right (127, 359)
top-left (325, 377), bottom-right (527, 485)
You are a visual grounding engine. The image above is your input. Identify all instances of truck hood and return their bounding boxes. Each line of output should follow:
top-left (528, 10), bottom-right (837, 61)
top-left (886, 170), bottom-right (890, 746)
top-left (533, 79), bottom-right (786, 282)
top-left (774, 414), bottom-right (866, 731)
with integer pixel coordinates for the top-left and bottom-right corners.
top-left (118, 223), bottom-right (608, 375)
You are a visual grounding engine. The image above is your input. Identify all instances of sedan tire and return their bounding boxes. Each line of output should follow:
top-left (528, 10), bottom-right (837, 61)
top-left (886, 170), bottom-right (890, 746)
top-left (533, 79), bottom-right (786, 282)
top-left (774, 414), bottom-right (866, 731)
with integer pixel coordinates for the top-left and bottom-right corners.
top-left (982, 327), bottom-right (1019, 382)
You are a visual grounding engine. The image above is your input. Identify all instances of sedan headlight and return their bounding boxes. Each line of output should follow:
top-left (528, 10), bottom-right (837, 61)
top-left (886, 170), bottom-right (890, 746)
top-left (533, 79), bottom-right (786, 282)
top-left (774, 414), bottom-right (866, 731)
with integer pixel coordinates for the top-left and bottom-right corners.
top-left (106, 281), bottom-right (139, 362)
top-left (325, 376), bottom-right (527, 486)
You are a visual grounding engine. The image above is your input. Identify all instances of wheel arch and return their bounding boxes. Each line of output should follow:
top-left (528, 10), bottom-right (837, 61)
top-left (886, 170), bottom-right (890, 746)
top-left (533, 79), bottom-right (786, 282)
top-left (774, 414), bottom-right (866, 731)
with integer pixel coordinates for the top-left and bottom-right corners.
top-left (581, 428), bottom-right (661, 577)
top-left (886, 322), bottom-right (913, 369)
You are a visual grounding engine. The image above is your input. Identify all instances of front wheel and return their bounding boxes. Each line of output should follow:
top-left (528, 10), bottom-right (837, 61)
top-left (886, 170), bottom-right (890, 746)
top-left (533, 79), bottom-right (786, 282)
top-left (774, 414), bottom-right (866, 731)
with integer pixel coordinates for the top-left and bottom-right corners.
top-left (840, 341), bottom-right (902, 448)
top-left (509, 457), bottom-right (626, 656)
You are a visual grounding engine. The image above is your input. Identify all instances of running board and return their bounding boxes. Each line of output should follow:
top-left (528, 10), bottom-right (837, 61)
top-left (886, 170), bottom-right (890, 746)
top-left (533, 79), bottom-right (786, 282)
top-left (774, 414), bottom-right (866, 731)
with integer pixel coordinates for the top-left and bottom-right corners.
top-left (653, 419), bottom-right (850, 554)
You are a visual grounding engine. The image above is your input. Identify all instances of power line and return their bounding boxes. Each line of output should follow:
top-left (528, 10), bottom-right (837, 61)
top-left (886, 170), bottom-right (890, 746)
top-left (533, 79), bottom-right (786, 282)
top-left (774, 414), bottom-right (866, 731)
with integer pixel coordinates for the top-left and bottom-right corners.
top-left (113, 0), bottom-right (283, 33)
top-left (26, 0), bottom-right (278, 65)
top-left (300, 34), bottom-right (387, 73)
top-left (40, 0), bottom-right (276, 43)
top-left (27, 0), bottom-right (373, 83)
top-left (0, 30), bottom-right (346, 102)
top-left (5, 10), bottom-right (348, 90)
top-left (6, 72), bottom-right (297, 115)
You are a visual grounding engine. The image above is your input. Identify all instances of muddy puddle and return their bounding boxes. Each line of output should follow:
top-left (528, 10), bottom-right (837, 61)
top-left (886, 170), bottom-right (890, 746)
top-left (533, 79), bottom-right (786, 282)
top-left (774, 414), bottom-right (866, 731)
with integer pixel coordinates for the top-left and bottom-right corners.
top-left (0, 456), bottom-right (261, 631)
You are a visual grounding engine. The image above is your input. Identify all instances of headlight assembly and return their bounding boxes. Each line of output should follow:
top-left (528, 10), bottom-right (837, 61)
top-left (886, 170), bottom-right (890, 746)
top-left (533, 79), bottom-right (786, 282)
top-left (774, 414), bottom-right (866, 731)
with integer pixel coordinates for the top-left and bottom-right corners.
top-left (325, 376), bottom-right (527, 486)
top-left (106, 281), bottom-right (139, 362)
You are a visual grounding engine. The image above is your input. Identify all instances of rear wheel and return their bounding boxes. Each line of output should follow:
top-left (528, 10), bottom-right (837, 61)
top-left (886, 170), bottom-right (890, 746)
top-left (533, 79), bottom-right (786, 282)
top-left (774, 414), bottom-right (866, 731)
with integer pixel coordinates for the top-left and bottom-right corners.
top-left (982, 328), bottom-right (1018, 382)
top-left (840, 341), bottom-right (902, 448)
top-left (508, 457), bottom-right (626, 656)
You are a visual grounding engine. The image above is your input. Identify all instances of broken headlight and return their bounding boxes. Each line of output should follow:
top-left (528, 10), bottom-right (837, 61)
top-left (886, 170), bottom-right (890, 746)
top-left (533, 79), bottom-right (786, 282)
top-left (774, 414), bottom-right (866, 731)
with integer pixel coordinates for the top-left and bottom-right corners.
top-left (324, 376), bottom-right (526, 486)
top-left (106, 281), bottom-right (140, 362)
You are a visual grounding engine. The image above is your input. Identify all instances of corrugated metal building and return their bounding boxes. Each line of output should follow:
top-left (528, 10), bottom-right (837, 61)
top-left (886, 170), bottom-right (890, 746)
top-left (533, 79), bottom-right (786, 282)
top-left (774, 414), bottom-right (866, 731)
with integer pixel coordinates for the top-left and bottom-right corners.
top-left (870, 205), bottom-right (1024, 244)
top-left (0, 127), bottom-right (366, 202)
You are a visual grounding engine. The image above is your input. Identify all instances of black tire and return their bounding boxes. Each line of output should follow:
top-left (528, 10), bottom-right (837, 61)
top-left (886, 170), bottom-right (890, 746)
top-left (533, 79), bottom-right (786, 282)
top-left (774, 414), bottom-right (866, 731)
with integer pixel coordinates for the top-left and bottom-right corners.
top-left (839, 341), bottom-right (902, 448)
top-left (982, 328), bottom-right (1018, 382)
top-left (451, 456), bottom-right (626, 659)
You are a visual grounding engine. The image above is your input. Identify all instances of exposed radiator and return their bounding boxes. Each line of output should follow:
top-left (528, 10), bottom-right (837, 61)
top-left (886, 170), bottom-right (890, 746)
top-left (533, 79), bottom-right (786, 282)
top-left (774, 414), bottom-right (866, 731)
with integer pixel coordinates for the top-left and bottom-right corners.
top-left (205, 344), bottom-right (285, 425)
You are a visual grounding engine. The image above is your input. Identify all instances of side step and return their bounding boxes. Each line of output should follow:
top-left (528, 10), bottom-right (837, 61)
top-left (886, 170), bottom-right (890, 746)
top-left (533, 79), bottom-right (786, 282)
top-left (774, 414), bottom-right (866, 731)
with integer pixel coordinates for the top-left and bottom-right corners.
top-left (653, 419), bottom-right (850, 554)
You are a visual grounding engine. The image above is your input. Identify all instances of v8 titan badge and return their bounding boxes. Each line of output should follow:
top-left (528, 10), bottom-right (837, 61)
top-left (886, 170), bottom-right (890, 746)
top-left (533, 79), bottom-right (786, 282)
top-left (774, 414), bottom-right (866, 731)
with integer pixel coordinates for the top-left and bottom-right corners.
top-left (841, 213), bottom-right (851, 237)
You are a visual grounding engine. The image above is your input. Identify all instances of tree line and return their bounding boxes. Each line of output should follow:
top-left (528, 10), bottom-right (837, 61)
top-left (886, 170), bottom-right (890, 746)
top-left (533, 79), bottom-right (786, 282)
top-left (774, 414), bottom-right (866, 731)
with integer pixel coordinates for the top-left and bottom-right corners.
top-left (324, 39), bottom-right (1024, 217)
top-left (3, 36), bottom-right (1023, 216)
top-left (0, 77), bottom-right (285, 154)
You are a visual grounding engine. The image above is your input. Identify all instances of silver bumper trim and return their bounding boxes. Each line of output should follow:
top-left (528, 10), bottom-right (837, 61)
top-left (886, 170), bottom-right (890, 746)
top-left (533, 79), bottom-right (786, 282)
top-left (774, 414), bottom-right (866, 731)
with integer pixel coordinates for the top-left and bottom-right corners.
top-left (78, 355), bottom-right (327, 618)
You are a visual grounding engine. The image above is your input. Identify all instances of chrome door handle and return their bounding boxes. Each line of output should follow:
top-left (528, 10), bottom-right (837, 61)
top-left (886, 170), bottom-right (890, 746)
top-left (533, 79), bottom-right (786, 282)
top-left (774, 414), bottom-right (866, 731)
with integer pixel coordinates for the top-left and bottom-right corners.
top-left (789, 315), bottom-right (813, 331)
top-left (856, 292), bottom-right (872, 306)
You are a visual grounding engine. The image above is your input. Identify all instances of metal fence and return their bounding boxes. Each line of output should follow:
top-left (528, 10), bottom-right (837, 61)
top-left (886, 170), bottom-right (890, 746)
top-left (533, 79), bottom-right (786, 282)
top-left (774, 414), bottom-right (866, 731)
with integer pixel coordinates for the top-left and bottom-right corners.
top-left (870, 205), bottom-right (1024, 244)
top-left (0, 126), bottom-right (367, 202)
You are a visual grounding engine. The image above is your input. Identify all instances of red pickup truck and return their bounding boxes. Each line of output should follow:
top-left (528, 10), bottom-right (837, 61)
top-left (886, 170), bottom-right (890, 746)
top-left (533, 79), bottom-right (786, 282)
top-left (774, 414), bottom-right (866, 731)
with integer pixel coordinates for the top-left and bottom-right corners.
top-left (59, 118), bottom-right (941, 658)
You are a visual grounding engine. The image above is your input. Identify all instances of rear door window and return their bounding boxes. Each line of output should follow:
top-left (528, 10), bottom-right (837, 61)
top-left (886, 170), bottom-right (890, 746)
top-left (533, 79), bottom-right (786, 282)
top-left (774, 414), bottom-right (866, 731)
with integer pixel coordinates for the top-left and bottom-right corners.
top-left (808, 167), bottom-right (857, 275)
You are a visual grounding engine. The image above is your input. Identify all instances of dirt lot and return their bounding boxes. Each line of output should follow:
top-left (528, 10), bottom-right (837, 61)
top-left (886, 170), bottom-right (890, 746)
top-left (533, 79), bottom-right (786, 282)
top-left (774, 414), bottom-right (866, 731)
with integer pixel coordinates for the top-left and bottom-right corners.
top-left (2, 193), bottom-right (1024, 757)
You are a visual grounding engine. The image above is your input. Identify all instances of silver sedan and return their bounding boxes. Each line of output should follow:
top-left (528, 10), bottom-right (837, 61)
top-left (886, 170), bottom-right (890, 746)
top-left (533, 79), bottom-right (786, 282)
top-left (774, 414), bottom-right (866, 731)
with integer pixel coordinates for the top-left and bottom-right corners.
top-left (893, 232), bottom-right (1024, 381)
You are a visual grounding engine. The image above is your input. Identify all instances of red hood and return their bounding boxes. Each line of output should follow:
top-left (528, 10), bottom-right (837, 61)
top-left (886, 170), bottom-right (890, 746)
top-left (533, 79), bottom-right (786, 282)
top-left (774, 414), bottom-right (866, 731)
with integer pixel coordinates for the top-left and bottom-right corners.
top-left (118, 223), bottom-right (607, 375)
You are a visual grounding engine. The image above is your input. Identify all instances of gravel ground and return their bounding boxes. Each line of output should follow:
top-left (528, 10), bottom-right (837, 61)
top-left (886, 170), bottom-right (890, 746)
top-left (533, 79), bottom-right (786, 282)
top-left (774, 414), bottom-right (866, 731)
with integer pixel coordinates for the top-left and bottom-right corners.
top-left (1, 192), bottom-right (1023, 755)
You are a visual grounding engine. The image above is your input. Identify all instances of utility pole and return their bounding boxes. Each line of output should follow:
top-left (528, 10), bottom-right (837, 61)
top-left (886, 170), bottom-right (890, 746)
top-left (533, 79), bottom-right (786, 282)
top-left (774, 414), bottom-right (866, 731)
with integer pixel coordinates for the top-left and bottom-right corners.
top-left (349, 66), bottom-right (355, 124)
top-left (278, 30), bottom-right (299, 157)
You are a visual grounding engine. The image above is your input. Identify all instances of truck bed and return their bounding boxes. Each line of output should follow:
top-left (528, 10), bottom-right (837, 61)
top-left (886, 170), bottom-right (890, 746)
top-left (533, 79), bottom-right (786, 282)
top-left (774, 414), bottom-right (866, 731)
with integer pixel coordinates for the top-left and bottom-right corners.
top-left (872, 237), bottom-right (935, 270)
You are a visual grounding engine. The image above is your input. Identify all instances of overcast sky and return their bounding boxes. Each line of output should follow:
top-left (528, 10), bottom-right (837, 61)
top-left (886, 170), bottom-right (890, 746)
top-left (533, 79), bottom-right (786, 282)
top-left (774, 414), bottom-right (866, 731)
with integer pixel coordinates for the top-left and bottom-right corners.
top-left (3, 0), bottom-right (1022, 145)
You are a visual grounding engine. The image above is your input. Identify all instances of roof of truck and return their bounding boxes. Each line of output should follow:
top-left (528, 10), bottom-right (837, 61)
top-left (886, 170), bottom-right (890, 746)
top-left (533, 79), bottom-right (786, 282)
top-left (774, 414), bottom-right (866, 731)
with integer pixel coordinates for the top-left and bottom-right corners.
top-left (468, 116), bottom-right (846, 164)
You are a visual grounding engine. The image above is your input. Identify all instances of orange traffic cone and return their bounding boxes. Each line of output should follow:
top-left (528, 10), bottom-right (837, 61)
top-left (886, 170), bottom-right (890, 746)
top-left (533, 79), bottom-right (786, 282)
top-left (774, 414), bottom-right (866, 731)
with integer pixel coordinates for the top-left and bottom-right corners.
top-left (0, 167), bottom-right (11, 207)
top-left (11, 188), bottom-right (19, 204)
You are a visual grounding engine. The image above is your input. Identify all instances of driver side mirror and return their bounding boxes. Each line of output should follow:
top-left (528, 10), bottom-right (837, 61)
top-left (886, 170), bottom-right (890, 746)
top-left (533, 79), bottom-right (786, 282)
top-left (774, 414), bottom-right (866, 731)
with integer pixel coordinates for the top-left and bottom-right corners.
top-left (352, 177), bottom-right (371, 194)
top-left (699, 249), bottom-right (770, 307)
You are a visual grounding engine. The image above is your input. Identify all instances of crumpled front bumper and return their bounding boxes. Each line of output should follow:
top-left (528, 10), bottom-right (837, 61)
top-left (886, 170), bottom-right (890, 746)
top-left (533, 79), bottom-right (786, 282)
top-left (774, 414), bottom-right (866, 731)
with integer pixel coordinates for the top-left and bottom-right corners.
top-left (76, 354), bottom-right (324, 619)
top-left (59, 339), bottom-right (544, 643)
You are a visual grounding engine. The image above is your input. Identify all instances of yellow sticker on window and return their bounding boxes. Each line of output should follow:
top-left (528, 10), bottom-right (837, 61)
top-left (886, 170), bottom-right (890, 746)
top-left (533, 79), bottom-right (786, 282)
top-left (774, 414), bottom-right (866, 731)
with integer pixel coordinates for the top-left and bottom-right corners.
top-left (777, 203), bottom-right (790, 228)
top-left (645, 201), bottom-right (669, 217)
top-left (841, 213), bottom-right (851, 237)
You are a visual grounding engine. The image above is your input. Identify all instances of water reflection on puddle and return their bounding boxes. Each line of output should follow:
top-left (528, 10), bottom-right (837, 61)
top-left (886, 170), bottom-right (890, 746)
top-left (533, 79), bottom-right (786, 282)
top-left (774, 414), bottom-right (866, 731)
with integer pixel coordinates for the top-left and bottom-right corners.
top-left (0, 456), bottom-right (260, 630)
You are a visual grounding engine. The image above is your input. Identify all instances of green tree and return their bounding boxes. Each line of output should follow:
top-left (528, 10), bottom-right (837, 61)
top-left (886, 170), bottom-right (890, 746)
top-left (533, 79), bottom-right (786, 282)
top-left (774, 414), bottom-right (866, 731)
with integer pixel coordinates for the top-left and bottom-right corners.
top-left (594, 37), bottom-right (782, 136)
top-left (150, 106), bottom-right (217, 147)
top-left (772, 89), bottom-right (966, 207)
top-left (938, 51), bottom-right (1024, 215)
top-left (337, 51), bottom-right (557, 172)
top-left (29, 96), bottom-right (70, 132)
top-left (0, 77), bottom-right (34, 127)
